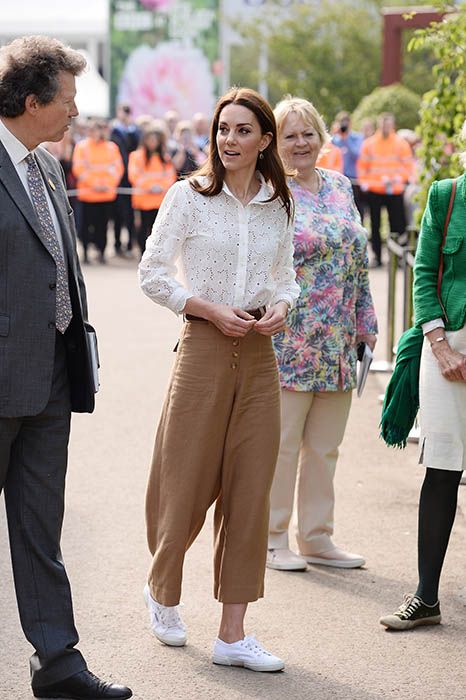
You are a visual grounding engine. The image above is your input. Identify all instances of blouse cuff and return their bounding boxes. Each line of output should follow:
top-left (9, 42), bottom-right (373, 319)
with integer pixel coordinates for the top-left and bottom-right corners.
top-left (422, 318), bottom-right (445, 335)
top-left (171, 288), bottom-right (193, 315)
top-left (271, 294), bottom-right (295, 310)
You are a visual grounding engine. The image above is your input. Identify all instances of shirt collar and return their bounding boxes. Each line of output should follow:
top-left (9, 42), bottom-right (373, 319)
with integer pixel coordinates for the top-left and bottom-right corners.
top-left (0, 118), bottom-right (33, 166)
top-left (222, 171), bottom-right (272, 205)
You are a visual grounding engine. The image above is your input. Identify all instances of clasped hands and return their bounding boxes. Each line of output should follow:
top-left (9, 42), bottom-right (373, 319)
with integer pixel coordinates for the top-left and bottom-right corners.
top-left (202, 302), bottom-right (289, 337)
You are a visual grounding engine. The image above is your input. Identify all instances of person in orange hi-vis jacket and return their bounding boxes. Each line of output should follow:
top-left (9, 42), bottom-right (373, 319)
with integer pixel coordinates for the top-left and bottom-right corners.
top-left (356, 112), bottom-right (414, 267)
top-left (316, 141), bottom-right (344, 173)
top-left (128, 123), bottom-right (177, 255)
top-left (72, 119), bottom-right (124, 263)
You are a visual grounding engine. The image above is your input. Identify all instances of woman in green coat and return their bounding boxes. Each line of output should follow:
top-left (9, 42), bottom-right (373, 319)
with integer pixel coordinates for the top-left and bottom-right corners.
top-left (380, 169), bottom-right (466, 631)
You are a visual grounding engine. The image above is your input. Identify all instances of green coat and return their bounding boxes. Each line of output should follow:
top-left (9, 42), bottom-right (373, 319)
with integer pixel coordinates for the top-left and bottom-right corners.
top-left (414, 174), bottom-right (466, 331)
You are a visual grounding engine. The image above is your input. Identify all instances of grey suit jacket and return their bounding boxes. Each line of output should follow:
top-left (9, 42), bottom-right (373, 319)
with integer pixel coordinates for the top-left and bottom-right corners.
top-left (0, 140), bottom-right (95, 417)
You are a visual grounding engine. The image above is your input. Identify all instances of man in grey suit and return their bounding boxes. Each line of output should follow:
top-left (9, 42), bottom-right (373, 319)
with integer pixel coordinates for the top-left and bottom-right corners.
top-left (0, 36), bottom-right (132, 699)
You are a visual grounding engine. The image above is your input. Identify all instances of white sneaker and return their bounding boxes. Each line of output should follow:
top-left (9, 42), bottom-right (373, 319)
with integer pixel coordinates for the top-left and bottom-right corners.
top-left (212, 635), bottom-right (285, 672)
top-left (266, 548), bottom-right (307, 571)
top-left (303, 546), bottom-right (365, 569)
top-left (143, 584), bottom-right (187, 646)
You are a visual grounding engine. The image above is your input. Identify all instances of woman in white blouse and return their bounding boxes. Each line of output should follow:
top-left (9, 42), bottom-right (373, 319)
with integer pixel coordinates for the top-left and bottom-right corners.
top-left (139, 87), bottom-right (299, 672)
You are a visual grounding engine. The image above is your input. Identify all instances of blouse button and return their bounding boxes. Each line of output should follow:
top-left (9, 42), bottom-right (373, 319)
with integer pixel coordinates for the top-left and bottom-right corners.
top-left (232, 339), bottom-right (239, 347)
top-left (232, 352), bottom-right (239, 358)
top-left (230, 363), bottom-right (238, 369)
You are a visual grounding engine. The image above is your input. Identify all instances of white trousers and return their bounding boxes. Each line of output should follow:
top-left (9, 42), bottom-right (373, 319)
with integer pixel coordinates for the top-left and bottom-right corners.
top-left (268, 388), bottom-right (352, 555)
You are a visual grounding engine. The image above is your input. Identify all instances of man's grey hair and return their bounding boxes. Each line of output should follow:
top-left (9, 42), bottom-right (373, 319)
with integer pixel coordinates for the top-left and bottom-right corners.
top-left (0, 35), bottom-right (86, 118)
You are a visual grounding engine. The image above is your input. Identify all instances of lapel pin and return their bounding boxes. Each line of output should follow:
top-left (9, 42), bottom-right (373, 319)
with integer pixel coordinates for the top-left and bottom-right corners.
top-left (48, 178), bottom-right (56, 191)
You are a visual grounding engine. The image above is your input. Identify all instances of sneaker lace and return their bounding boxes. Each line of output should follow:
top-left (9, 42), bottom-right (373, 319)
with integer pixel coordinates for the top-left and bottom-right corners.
top-left (150, 602), bottom-right (185, 630)
top-left (241, 635), bottom-right (272, 658)
top-left (397, 594), bottom-right (422, 620)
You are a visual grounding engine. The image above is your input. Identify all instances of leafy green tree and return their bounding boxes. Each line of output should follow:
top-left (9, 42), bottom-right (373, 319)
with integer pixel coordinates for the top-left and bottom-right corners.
top-left (231, 0), bottom-right (433, 123)
top-left (232, 0), bottom-right (380, 122)
top-left (408, 1), bottom-right (466, 213)
top-left (352, 83), bottom-right (421, 130)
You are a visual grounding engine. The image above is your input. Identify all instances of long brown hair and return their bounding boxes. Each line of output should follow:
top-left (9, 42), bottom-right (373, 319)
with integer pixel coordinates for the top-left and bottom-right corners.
top-left (191, 87), bottom-right (293, 222)
top-left (141, 124), bottom-right (169, 168)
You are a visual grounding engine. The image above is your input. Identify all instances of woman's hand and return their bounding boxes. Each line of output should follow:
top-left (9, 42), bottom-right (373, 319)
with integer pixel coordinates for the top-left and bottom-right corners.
top-left (254, 302), bottom-right (289, 336)
top-left (356, 334), bottom-right (377, 352)
top-left (206, 304), bottom-right (257, 337)
top-left (431, 342), bottom-right (466, 382)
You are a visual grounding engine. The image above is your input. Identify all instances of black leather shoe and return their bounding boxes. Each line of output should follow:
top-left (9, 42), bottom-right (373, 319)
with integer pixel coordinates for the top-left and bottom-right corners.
top-left (32, 669), bottom-right (132, 699)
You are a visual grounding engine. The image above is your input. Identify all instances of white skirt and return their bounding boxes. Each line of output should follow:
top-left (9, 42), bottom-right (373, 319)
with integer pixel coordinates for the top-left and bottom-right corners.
top-left (419, 324), bottom-right (466, 471)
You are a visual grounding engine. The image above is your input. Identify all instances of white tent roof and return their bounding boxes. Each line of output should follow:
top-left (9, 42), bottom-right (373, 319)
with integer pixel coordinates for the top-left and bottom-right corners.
top-left (76, 52), bottom-right (109, 118)
top-left (0, 0), bottom-right (107, 36)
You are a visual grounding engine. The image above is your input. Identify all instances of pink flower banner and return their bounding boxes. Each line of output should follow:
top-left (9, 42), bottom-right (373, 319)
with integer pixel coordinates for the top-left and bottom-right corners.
top-left (110, 0), bottom-right (219, 118)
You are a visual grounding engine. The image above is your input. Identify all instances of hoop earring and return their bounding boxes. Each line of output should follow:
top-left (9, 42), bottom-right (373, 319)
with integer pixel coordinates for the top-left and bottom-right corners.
top-left (259, 151), bottom-right (264, 160)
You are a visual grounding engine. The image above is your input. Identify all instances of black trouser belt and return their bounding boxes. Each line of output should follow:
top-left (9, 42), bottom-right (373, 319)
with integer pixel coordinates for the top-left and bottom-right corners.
top-left (185, 307), bottom-right (265, 322)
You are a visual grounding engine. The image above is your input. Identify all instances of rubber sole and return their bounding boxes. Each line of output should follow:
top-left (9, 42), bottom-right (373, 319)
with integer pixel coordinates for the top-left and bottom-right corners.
top-left (154, 631), bottom-right (187, 646)
top-left (212, 654), bottom-right (285, 672)
top-left (33, 691), bottom-right (132, 699)
top-left (380, 614), bottom-right (441, 630)
top-left (266, 561), bottom-right (307, 571)
top-left (304, 556), bottom-right (365, 569)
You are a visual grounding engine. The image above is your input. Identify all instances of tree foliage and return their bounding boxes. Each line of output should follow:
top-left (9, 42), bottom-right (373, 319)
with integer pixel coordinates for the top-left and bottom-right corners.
top-left (231, 0), bottom-right (433, 123)
top-left (352, 84), bottom-right (421, 130)
top-left (408, 1), bottom-right (466, 213)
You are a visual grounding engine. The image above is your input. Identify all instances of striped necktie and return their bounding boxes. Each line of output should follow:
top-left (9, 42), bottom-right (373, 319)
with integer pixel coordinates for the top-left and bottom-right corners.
top-left (25, 153), bottom-right (72, 333)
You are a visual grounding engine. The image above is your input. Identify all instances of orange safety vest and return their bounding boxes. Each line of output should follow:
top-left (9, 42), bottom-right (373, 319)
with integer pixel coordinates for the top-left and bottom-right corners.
top-left (316, 142), bottom-right (343, 173)
top-left (357, 131), bottom-right (413, 195)
top-left (128, 149), bottom-right (177, 211)
top-left (72, 138), bottom-right (124, 203)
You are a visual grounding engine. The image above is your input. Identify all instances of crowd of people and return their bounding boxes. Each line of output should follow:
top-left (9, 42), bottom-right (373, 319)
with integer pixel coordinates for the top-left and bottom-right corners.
top-left (1, 33), bottom-right (466, 700)
top-left (45, 100), bottom-right (421, 269)
top-left (317, 110), bottom-right (420, 266)
top-left (44, 105), bottom-right (211, 263)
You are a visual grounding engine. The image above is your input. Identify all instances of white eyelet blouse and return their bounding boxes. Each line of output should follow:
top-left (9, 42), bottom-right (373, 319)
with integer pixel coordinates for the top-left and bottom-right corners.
top-left (138, 175), bottom-right (300, 315)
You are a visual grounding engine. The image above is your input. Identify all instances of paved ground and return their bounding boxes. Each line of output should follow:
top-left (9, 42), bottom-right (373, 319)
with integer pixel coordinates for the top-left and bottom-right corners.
top-left (1, 251), bottom-right (466, 700)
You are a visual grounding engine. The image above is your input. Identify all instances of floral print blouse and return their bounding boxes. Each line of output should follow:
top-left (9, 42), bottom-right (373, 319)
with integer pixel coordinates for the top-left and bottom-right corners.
top-left (273, 169), bottom-right (378, 392)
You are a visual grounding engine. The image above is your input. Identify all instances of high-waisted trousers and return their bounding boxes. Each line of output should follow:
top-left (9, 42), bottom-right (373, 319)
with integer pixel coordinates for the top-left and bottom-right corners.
top-left (146, 319), bottom-right (281, 606)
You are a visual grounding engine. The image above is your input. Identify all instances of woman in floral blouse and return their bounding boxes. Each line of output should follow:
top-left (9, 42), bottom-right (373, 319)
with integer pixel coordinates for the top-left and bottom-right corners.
top-left (267, 96), bottom-right (378, 572)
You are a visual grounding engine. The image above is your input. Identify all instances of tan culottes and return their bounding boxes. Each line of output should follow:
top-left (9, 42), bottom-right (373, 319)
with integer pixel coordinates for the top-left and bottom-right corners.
top-left (146, 319), bottom-right (281, 606)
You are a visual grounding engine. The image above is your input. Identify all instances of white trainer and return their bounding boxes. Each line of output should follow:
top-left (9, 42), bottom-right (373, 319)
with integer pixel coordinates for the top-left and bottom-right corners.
top-left (303, 546), bottom-right (365, 569)
top-left (266, 548), bottom-right (307, 571)
top-left (212, 635), bottom-right (285, 672)
top-left (143, 584), bottom-right (187, 646)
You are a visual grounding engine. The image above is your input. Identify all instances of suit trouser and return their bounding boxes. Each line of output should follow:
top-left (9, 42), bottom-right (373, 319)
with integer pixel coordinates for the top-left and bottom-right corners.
top-left (366, 192), bottom-right (406, 263)
top-left (0, 334), bottom-right (86, 686)
top-left (268, 388), bottom-right (352, 555)
top-left (146, 319), bottom-right (281, 606)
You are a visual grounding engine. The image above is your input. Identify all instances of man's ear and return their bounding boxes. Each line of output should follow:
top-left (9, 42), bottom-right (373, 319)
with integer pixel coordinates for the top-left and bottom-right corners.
top-left (24, 94), bottom-right (40, 115)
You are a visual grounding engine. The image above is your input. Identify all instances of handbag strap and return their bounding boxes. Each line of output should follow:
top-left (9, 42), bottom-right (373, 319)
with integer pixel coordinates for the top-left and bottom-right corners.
top-left (437, 178), bottom-right (457, 322)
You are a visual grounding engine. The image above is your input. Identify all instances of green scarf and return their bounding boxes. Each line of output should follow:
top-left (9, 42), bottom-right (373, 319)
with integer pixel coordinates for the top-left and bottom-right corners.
top-left (380, 326), bottom-right (424, 448)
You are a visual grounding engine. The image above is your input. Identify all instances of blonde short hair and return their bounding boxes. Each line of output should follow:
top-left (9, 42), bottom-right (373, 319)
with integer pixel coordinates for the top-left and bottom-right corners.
top-left (274, 96), bottom-right (330, 147)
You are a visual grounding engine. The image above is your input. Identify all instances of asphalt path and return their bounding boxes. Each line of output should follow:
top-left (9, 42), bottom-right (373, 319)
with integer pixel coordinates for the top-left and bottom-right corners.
top-left (1, 254), bottom-right (465, 699)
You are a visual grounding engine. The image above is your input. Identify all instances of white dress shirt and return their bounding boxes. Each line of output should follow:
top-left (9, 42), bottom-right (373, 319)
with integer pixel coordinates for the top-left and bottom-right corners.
top-left (0, 118), bottom-right (65, 256)
top-left (139, 175), bottom-right (300, 315)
